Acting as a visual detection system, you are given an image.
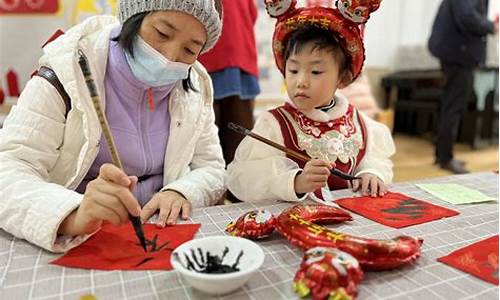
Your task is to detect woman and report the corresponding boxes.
[0,0,225,252]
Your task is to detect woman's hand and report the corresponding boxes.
[294,159,335,194]
[140,190,192,227]
[58,164,140,236]
[351,173,388,197]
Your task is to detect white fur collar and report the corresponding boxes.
[286,92,349,122]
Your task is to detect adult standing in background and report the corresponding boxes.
[199,0,260,165]
[428,0,498,174]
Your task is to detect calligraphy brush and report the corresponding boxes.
[228,122,360,181]
[77,50,148,253]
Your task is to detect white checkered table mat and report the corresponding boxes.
[0,172,498,299]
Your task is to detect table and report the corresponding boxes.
[0,172,498,300]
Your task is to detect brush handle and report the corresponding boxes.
[78,51,123,169]
[228,122,360,181]
[78,50,147,252]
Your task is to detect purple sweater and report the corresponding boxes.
[76,29,174,206]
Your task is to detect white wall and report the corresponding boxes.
[0,15,66,91]
[364,0,441,69]
[365,0,499,70]
[0,1,112,97]
[0,0,498,98]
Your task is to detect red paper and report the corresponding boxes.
[335,192,459,228]
[0,0,59,14]
[52,223,200,270]
[438,235,499,285]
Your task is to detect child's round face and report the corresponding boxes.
[285,43,346,113]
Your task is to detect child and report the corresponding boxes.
[227,0,394,204]
[0,0,224,252]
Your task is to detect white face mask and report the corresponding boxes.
[125,36,191,87]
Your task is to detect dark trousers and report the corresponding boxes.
[213,96,255,165]
[436,63,474,164]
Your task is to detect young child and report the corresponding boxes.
[227,0,394,204]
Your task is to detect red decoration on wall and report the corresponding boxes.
[0,82,4,104]
[0,0,58,14]
[6,69,20,97]
[438,235,499,285]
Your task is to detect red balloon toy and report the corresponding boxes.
[274,205,423,271]
[226,209,276,239]
[227,204,423,270]
[227,204,423,299]
[294,247,364,300]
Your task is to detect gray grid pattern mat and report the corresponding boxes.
[0,172,498,300]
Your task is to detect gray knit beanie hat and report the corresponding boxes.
[118,0,222,53]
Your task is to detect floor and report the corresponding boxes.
[392,134,498,182]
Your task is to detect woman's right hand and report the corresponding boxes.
[58,164,141,236]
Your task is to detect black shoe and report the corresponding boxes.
[434,158,465,166]
[440,159,470,174]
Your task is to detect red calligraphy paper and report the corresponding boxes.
[51,223,200,270]
[0,0,59,14]
[335,192,459,228]
[438,235,499,285]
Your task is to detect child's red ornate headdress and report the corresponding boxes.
[264,0,381,81]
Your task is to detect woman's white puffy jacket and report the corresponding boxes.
[0,16,226,252]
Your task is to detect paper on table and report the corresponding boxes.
[335,192,459,228]
[417,183,496,205]
[51,223,201,271]
[438,235,499,285]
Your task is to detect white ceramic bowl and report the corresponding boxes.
[171,236,265,295]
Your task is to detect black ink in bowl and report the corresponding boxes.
[174,246,244,274]
[171,236,265,295]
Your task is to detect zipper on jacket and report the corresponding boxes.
[147,88,155,112]
[140,89,154,180]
